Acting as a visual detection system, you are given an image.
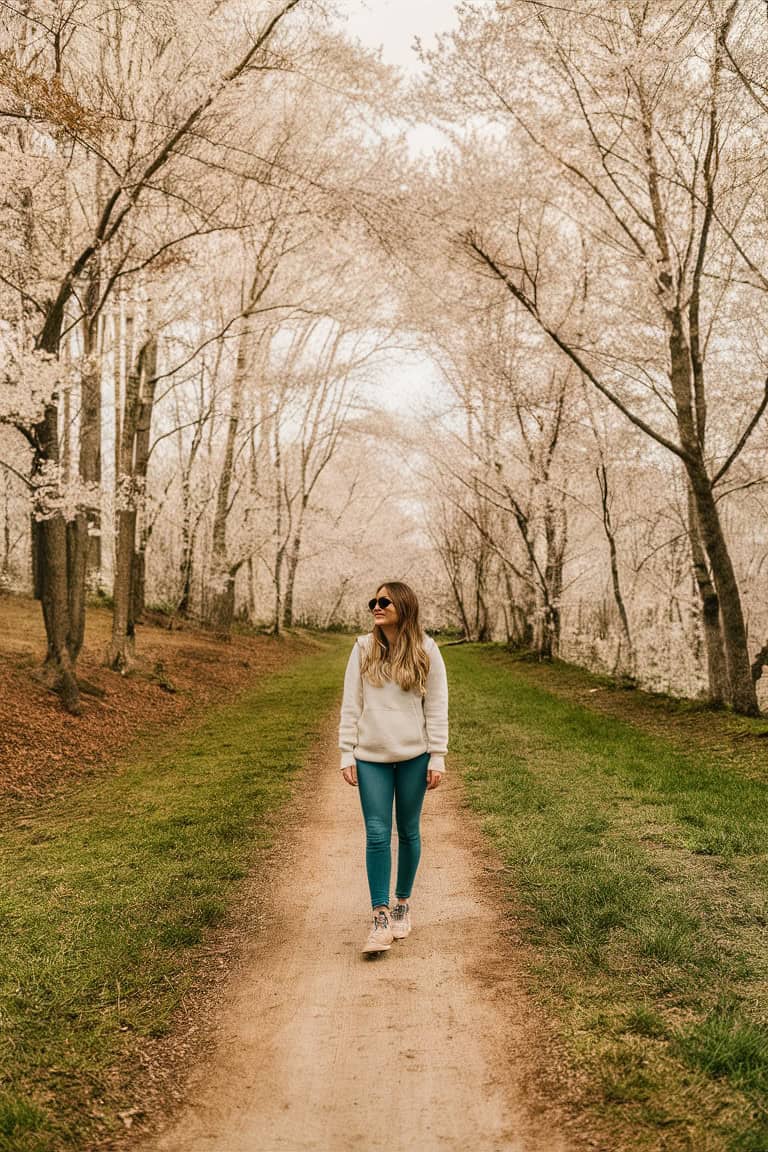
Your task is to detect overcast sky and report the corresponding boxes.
[340,0,459,74]
[333,2,459,425]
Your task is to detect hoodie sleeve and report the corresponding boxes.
[338,639,363,769]
[423,638,449,773]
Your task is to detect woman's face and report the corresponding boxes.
[373,586,399,628]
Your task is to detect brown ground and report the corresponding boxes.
[0,594,309,799]
[126,712,580,1152]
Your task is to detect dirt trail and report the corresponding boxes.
[141,721,572,1152]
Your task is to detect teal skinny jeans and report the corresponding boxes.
[355,751,430,909]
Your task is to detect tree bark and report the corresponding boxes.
[208,330,247,637]
[68,261,102,664]
[667,309,756,712]
[282,518,305,629]
[684,458,756,713]
[597,464,634,678]
[106,325,153,671]
[686,485,727,704]
[32,323,81,711]
[130,336,158,623]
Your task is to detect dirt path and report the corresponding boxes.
[140,720,573,1152]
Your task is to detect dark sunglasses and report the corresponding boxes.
[368,597,392,611]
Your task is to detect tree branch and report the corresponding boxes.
[463,233,692,464]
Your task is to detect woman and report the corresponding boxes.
[339,581,449,956]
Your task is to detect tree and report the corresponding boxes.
[423,0,768,712]
[0,0,308,710]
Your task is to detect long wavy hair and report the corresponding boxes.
[360,581,431,695]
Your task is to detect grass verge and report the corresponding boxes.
[0,632,350,1152]
[447,643,768,1152]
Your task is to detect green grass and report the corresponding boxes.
[0,633,351,1152]
[446,643,768,1152]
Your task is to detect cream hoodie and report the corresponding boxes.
[338,633,449,772]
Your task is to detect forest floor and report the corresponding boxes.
[0,594,310,798]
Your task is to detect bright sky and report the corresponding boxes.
[341,0,459,74]
[334,2,459,421]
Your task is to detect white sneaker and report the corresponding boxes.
[390,902,411,939]
[362,909,393,954]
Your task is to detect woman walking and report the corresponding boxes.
[339,581,449,955]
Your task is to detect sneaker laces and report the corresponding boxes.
[373,911,389,930]
[391,904,408,921]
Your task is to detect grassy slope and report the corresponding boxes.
[0,632,351,1152]
[447,644,768,1152]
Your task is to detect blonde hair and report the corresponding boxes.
[360,581,431,695]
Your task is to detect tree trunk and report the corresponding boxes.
[450,571,472,639]
[106,325,147,671]
[472,539,492,641]
[130,336,158,623]
[597,464,634,678]
[209,570,238,638]
[271,404,286,637]
[2,477,10,581]
[208,361,244,637]
[69,264,102,663]
[501,566,528,647]
[32,325,81,710]
[543,496,566,660]
[282,500,308,629]
[176,432,203,618]
[109,504,137,672]
[686,485,727,705]
[662,304,758,713]
[41,507,81,712]
[685,460,757,713]
[282,534,300,628]
[273,542,285,637]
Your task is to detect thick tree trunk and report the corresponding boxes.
[686,485,727,705]
[32,324,81,711]
[685,461,757,713]
[69,266,103,663]
[109,505,137,671]
[208,573,237,637]
[667,312,757,714]
[41,509,81,712]
[82,310,103,581]
[106,324,147,671]
[133,539,147,623]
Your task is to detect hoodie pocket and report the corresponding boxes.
[357,705,424,757]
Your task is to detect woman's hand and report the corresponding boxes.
[341,764,358,787]
[426,769,443,790]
